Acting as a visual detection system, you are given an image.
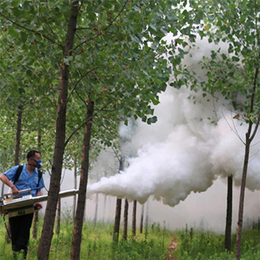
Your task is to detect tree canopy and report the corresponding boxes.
[1,0,258,259]
[0,0,192,171]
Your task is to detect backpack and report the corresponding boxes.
[13,165,42,187]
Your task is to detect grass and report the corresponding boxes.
[1,216,260,260]
[173,227,260,260]
[0,217,171,260]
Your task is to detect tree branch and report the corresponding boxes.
[66,66,100,105]
[64,99,113,148]
[74,0,129,51]
[0,11,61,47]
[249,65,259,143]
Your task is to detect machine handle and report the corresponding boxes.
[4,188,32,198]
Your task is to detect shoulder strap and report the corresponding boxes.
[37,169,43,187]
[13,165,23,184]
[13,164,42,187]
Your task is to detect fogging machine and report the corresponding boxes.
[0,189,78,218]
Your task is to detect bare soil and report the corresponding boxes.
[165,235,178,260]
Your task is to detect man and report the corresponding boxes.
[0,150,45,259]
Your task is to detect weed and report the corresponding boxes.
[1,216,260,260]
[174,228,260,260]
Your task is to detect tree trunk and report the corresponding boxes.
[93,172,99,226]
[113,198,122,243]
[132,200,137,236]
[37,2,79,259]
[102,195,107,225]
[102,171,107,224]
[145,201,149,233]
[94,193,99,226]
[14,104,22,165]
[72,155,77,221]
[6,104,23,243]
[32,123,43,239]
[70,100,94,260]
[32,211,39,239]
[235,134,251,260]
[113,157,124,243]
[225,175,233,252]
[123,199,129,240]
[235,67,259,260]
[140,204,144,234]
[56,198,61,235]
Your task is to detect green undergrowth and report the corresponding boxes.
[173,227,260,260]
[0,217,171,260]
[1,216,260,260]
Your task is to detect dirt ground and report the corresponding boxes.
[165,235,178,260]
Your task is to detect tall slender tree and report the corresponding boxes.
[225,175,233,252]
[132,200,137,236]
[235,68,259,259]
[113,156,124,243]
[174,1,260,259]
[123,199,129,240]
[72,154,78,221]
[71,100,94,260]
[1,1,204,258]
[38,2,80,258]
[140,204,144,234]
[93,193,99,226]
[14,104,22,165]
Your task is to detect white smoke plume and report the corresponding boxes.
[88,40,260,207]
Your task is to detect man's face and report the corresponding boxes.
[30,152,41,167]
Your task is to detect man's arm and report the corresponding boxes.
[0,174,19,195]
[34,189,43,209]
[36,189,42,196]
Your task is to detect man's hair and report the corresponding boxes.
[27,150,41,160]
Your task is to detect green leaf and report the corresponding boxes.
[147,116,157,125]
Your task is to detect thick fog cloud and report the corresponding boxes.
[88,40,260,207]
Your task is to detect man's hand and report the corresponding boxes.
[11,185,19,195]
[34,202,43,210]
